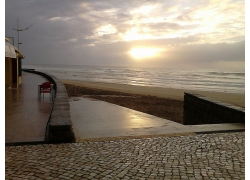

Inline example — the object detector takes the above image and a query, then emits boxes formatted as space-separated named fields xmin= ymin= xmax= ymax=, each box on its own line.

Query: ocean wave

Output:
xmin=23 ymin=64 xmax=245 ymax=94
xmin=207 ymin=71 xmax=245 ymax=77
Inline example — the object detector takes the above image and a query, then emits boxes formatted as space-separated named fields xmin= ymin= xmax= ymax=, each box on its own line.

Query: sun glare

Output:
xmin=129 ymin=47 xmax=164 ymax=59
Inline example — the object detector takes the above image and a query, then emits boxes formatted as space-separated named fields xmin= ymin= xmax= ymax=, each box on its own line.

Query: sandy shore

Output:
xmin=62 ymin=80 xmax=245 ymax=107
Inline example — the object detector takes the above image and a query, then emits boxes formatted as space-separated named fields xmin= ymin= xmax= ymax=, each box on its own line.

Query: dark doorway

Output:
xmin=11 ymin=58 xmax=17 ymax=83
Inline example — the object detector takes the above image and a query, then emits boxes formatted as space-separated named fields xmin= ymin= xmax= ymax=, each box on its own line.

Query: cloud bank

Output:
xmin=5 ymin=0 xmax=245 ymax=70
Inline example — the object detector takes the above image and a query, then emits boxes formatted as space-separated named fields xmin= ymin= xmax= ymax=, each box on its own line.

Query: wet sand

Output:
xmin=62 ymin=80 xmax=245 ymax=124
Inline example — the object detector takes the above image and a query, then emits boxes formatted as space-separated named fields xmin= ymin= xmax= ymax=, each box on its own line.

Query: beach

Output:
xmin=62 ymin=80 xmax=245 ymax=124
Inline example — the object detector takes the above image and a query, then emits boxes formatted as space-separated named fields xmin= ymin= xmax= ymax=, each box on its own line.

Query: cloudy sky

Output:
xmin=5 ymin=0 xmax=245 ymax=70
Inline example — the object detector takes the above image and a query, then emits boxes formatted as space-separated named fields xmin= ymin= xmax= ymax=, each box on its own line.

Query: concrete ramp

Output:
xmin=70 ymin=97 xmax=192 ymax=139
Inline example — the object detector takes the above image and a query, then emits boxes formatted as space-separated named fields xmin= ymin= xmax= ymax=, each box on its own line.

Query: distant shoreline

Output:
xmin=62 ymin=79 xmax=245 ymax=108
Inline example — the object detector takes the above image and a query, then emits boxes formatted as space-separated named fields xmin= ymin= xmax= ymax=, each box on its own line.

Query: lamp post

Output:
xmin=12 ymin=18 xmax=32 ymax=79
xmin=12 ymin=18 xmax=32 ymax=50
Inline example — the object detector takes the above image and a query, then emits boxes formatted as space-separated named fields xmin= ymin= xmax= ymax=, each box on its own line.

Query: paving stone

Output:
xmin=5 ymin=132 xmax=245 ymax=179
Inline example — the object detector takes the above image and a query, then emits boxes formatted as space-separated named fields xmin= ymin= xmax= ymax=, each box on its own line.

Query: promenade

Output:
xmin=5 ymin=72 xmax=245 ymax=179
xmin=5 ymin=72 xmax=52 ymax=143
xmin=6 ymin=132 xmax=245 ymax=179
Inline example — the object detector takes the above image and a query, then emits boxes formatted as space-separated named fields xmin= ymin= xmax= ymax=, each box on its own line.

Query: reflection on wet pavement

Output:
xmin=5 ymin=72 xmax=52 ymax=143
xmin=70 ymin=97 xmax=190 ymax=139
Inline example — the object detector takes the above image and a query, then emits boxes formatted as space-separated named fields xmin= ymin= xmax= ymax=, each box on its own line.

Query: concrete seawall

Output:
xmin=22 ymin=69 xmax=75 ymax=143
xmin=183 ymin=92 xmax=245 ymax=125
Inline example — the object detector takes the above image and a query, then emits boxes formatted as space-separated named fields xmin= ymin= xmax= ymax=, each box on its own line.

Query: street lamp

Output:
xmin=12 ymin=18 xmax=32 ymax=50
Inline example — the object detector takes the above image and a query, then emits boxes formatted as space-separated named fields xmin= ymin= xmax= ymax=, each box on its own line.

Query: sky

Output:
xmin=4 ymin=0 xmax=245 ymax=70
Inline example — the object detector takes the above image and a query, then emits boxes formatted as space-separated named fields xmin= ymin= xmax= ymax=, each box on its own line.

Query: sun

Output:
xmin=129 ymin=47 xmax=164 ymax=59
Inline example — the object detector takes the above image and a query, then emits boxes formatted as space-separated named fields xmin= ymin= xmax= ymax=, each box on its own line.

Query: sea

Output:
xmin=23 ymin=64 xmax=245 ymax=94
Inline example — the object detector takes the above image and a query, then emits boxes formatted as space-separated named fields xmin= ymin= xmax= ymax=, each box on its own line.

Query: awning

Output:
xmin=14 ymin=46 xmax=25 ymax=59
xmin=5 ymin=41 xmax=16 ymax=58
xmin=5 ymin=39 xmax=25 ymax=59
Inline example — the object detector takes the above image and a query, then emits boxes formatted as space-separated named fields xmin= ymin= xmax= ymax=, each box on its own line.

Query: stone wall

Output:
xmin=22 ymin=69 xmax=75 ymax=143
xmin=183 ymin=93 xmax=245 ymax=125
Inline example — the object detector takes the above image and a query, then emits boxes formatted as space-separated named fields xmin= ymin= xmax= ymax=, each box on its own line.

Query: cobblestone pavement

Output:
xmin=6 ymin=132 xmax=245 ymax=180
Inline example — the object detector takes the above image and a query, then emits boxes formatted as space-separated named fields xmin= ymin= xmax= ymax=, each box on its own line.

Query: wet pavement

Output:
xmin=5 ymin=72 xmax=52 ymax=143
xmin=70 ymin=97 xmax=244 ymax=140
xmin=70 ymin=97 xmax=192 ymax=139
